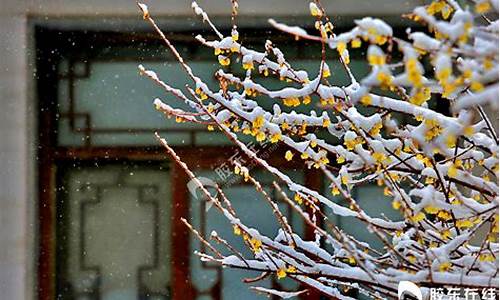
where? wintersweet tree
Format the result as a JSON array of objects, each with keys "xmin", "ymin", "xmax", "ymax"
[{"xmin": 136, "ymin": 0, "xmax": 498, "ymax": 298}]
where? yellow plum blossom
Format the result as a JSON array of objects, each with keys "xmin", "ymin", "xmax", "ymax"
[
  {"xmin": 242, "ymin": 61, "xmax": 254, "ymax": 70},
  {"xmin": 424, "ymin": 205, "xmax": 439, "ymax": 214},
  {"xmin": 351, "ymin": 38, "xmax": 362, "ymax": 48},
  {"xmin": 438, "ymin": 261, "xmax": 452, "ymax": 272},
  {"xmin": 360, "ymin": 94, "xmax": 372, "ymax": 106},
  {"xmin": 411, "ymin": 212, "xmax": 425, "ymax": 222},
  {"xmin": 270, "ymin": 133, "xmax": 282, "ymax": 143},
  {"xmin": 441, "ymin": 229, "xmax": 451, "ymax": 239},
  {"xmin": 438, "ymin": 210, "xmax": 452, "ymax": 221},
  {"xmin": 250, "ymin": 237, "xmax": 262, "ymax": 253},
  {"xmin": 392, "ymin": 200, "xmax": 402, "ymax": 210},
  {"xmin": 331, "ymin": 186, "xmax": 340, "ymax": 196},
  {"xmin": 294, "ymin": 193, "xmax": 303, "ymax": 205},
  {"xmin": 369, "ymin": 122, "xmax": 383, "ymax": 136},
  {"xmin": 372, "ymin": 152, "xmax": 386, "ymax": 163},
  {"xmin": 303, "ymin": 95, "xmax": 312, "ymax": 105},
  {"xmin": 456, "ymin": 219, "xmax": 474, "ymax": 229},
  {"xmin": 276, "ymin": 268, "xmax": 287, "ymax": 279},
  {"xmin": 256, "ymin": 131, "xmax": 266, "ymax": 142},
  {"xmin": 252, "ymin": 115, "xmax": 264, "ymax": 128},
  {"xmin": 368, "ymin": 54, "xmax": 385, "ymax": 65},
  {"xmin": 233, "ymin": 225, "xmax": 241, "ymax": 236},
  {"xmin": 406, "ymin": 58, "xmax": 423, "ymax": 87},
  {"xmin": 309, "ymin": 2, "xmax": 322, "ymax": 17},
  {"xmin": 424, "ymin": 119, "xmax": 443, "ymax": 141},
  {"xmin": 376, "ymin": 71, "xmax": 392, "ymax": 87},
  {"xmin": 475, "ymin": 1, "xmax": 491, "ymax": 13},
  {"xmin": 218, "ymin": 55, "xmax": 230, "ymax": 66}
]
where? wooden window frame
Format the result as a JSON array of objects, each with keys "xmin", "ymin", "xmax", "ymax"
[{"xmin": 35, "ymin": 27, "xmax": 322, "ymax": 300}]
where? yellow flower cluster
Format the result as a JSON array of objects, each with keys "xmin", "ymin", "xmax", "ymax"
[
  {"xmin": 411, "ymin": 212, "xmax": 425, "ymax": 222},
  {"xmin": 371, "ymin": 152, "xmax": 387, "ymax": 163},
  {"xmin": 249, "ymin": 237, "xmax": 262, "ymax": 253},
  {"xmin": 280, "ymin": 121, "xmax": 289, "ymax": 132},
  {"xmin": 255, "ymin": 131, "xmax": 266, "ymax": 142},
  {"xmin": 470, "ymin": 81, "xmax": 485, "ymax": 92},
  {"xmin": 475, "ymin": 1, "xmax": 491, "ymax": 13},
  {"xmin": 438, "ymin": 210, "xmax": 452, "ymax": 221},
  {"xmin": 231, "ymin": 29, "xmax": 239, "ymax": 42},
  {"xmin": 245, "ymin": 115, "xmax": 272, "ymax": 142},
  {"xmin": 331, "ymin": 186, "xmax": 340, "ymax": 196},
  {"xmin": 344, "ymin": 135, "xmax": 364, "ymax": 150},
  {"xmin": 309, "ymin": 2, "xmax": 322, "ymax": 17},
  {"xmin": 369, "ymin": 122, "xmax": 383, "ymax": 136},
  {"xmin": 424, "ymin": 119, "xmax": 443, "ymax": 141},
  {"xmin": 298, "ymin": 122, "xmax": 308, "ymax": 136},
  {"xmin": 313, "ymin": 155, "xmax": 330, "ymax": 169},
  {"xmin": 426, "ymin": 0, "xmax": 453, "ymax": 19},
  {"xmin": 233, "ymin": 224, "xmax": 241, "ymax": 235},
  {"xmin": 441, "ymin": 229, "xmax": 452, "ymax": 239},
  {"xmin": 436, "ymin": 67, "xmax": 451, "ymax": 84},
  {"xmin": 276, "ymin": 265, "xmax": 297, "ymax": 279},
  {"xmin": 276, "ymin": 268, "xmax": 286, "ymax": 279},
  {"xmin": 423, "ymin": 205, "xmax": 439, "ymax": 214},
  {"xmin": 218, "ymin": 55, "xmax": 230, "ymax": 66},
  {"xmin": 252, "ymin": 115, "xmax": 264, "ymax": 128},
  {"xmin": 336, "ymin": 42, "xmax": 350, "ymax": 64},
  {"xmin": 438, "ymin": 261, "xmax": 452, "ymax": 272},
  {"xmin": 360, "ymin": 94, "xmax": 372, "ymax": 106},
  {"xmin": 367, "ymin": 28, "xmax": 389, "ymax": 45},
  {"xmin": 245, "ymin": 88, "xmax": 258, "ymax": 97},
  {"xmin": 294, "ymin": 193, "xmax": 303, "ymax": 205},
  {"xmin": 392, "ymin": 200, "xmax": 401, "ymax": 210},
  {"xmin": 283, "ymin": 97, "xmax": 301, "ymax": 107},
  {"xmin": 445, "ymin": 134, "xmax": 457, "ymax": 148},
  {"xmin": 406, "ymin": 58, "xmax": 423, "ymax": 87},
  {"xmin": 351, "ymin": 38, "xmax": 362, "ymax": 48},
  {"xmin": 195, "ymin": 87, "xmax": 208, "ymax": 100},
  {"xmin": 456, "ymin": 218, "xmax": 474, "ymax": 229},
  {"xmin": 368, "ymin": 53, "xmax": 385, "ymax": 66},
  {"xmin": 322, "ymin": 65, "xmax": 331, "ymax": 78},
  {"xmin": 236, "ymin": 229, "xmax": 263, "ymax": 254},
  {"xmin": 376, "ymin": 71, "xmax": 392, "ymax": 88},
  {"xmin": 320, "ymin": 97, "xmax": 336, "ymax": 106},
  {"xmin": 479, "ymin": 253, "xmax": 495, "ymax": 262},
  {"xmin": 242, "ymin": 61, "xmax": 254, "ymax": 71},
  {"xmin": 261, "ymin": 68, "xmax": 269, "ymax": 77},
  {"xmin": 490, "ymin": 215, "xmax": 499, "ymax": 242},
  {"xmin": 302, "ymin": 95, "xmax": 311, "ymax": 105},
  {"xmin": 447, "ymin": 160, "xmax": 462, "ymax": 178},
  {"xmin": 435, "ymin": 66, "xmax": 458, "ymax": 98},
  {"xmin": 270, "ymin": 133, "xmax": 282, "ymax": 143},
  {"xmin": 410, "ymin": 87, "xmax": 431, "ymax": 106}
]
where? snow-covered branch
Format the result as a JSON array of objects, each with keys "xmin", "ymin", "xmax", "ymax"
[{"xmin": 137, "ymin": 0, "xmax": 499, "ymax": 298}]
